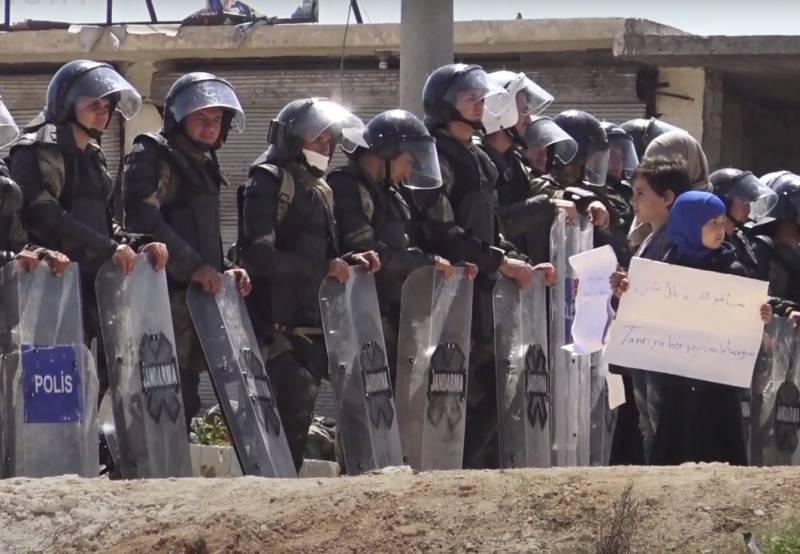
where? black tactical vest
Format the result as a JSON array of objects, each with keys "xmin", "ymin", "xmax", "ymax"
[{"xmin": 434, "ymin": 131, "xmax": 500, "ymax": 245}]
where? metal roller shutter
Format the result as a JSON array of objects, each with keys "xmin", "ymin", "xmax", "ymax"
[
  {"xmin": 494, "ymin": 65, "xmax": 646, "ymax": 123},
  {"xmin": 0, "ymin": 73, "xmax": 123, "ymax": 178}
]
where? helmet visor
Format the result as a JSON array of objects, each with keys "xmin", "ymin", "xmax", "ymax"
[
  {"xmin": 444, "ymin": 69, "xmax": 508, "ymax": 120},
  {"xmin": 293, "ymin": 100, "xmax": 367, "ymax": 154},
  {"xmin": 397, "ymin": 138, "xmax": 442, "ymax": 190},
  {"xmin": 584, "ymin": 146, "xmax": 611, "ymax": 187},
  {"xmin": 510, "ymin": 75, "xmax": 554, "ymax": 118},
  {"xmin": 170, "ymin": 80, "xmax": 246, "ymax": 132},
  {"xmin": 608, "ymin": 136, "xmax": 639, "ymax": 181},
  {"xmin": 524, "ymin": 116, "xmax": 578, "ymax": 166},
  {"xmin": 65, "ymin": 66, "xmax": 142, "ymax": 120},
  {"xmin": 0, "ymin": 100, "xmax": 19, "ymax": 149},
  {"xmin": 737, "ymin": 173, "xmax": 778, "ymax": 220}
]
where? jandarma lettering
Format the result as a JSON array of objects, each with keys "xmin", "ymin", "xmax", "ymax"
[
  {"xmin": 777, "ymin": 406, "xmax": 800, "ymax": 425},
  {"xmin": 141, "ymin": 363, "xmax": 179, "ymax": 390},
  {"xmin": 364, "ymin": 370, "xmax": 390, "ymax": 394},
  {"xmin": 526, "ymin": 374, "xmax": 548, "ymax": 395},
  {"xmin": 430, "ymin": 372, "xmax": 464, "ymax": 393},
  {"xmin": 619, "ymin": 326, "xmax": 757, "ymax": 360}
]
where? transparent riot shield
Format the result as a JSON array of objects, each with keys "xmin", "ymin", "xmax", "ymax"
[
  {"xmin": 96, "ymin": 256, "xmax": 192, "ymax": 478},
  {"xmin": 319, "ymin": 267, "xmax": 403, "ymax": 475},
  {"xmin": 0, "ymin": 263, "xmax": 98, "ymax": 477},
  {"xmin": 493, "ymin": 274, "xmax": 550, "ymax": 468},
  {"xmin": 549, "ymin": 212, "xmax": 594, "ymax": 466},
  {"xmin": 395, "ymin": 266, "xmax": 474, "ymax": 471},
  {"xmin": 187, "ymin": 275, "xmax": 296, "ymax": 478},
  {"xmin": 752, "ymin": 317, "xmax": 800, "ymax": 466},
  {"xmin": 589, "ymin": 351, "xmax": 616, "ymax": 466}
]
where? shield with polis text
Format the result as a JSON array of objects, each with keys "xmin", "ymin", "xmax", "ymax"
[{"xmin": 0, "ymin": 262, "xmax": 98, "ymax": 478}]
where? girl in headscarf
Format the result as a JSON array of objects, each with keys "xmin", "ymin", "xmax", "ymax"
[
  {"xmin": 618, "ymin": 191, "xmax": 772, "ymax": 466},
  {"xmin": 628, "ymin": 129, "xmax": 711, "ymax": 249}
]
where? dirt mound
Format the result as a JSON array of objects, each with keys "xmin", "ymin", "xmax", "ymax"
[{"xmin": 1, "ymin": 464, "xmax": 796, "ymax": 553}]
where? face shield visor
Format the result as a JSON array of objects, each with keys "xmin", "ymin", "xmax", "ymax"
[
  {"xmin": 394, "ymin": 138, "xmax": 442, "ymax": 190},
  {"xmin": 293, "ymin": 100, "xmax": 367, "ymax": 155},
  {"xmin": 735, "ymin": 172, "xmax": 779, "ymax": 221},
  {"xmin": 509, "ymin": 74, "xmax": 554, "ymax": 120},
  {"xmin": 607, "ymin": 136, "xmax": 639, "ymax": 181},
  {"xmin": 0, "ymin": 100, "xmax": 19, "ymax": 149},
  {"xmin": 445, "ymin": 69, "xmax": 508, "ymax": 125},
  {"xmin": 584, "ymin": 145, "xmax": 611, "ymax": 187},
  {"xmin": 170, "ymin": 79, "xmax": 246, "ymax": 132},
  {"xmin": 524, "ymin": 116, "xmax": 579, "ymax": 168},
  {"xmin": 65, "ymin": 66, "xmax": 142, "ymax": 121}
]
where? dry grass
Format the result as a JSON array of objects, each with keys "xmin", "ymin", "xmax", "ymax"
[{"xmin": 594, "ymin": 483, "xmax": 642, "ymax": 554}]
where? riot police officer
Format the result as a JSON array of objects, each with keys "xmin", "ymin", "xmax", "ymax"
[
  {"xmin": 757, "ymin": 171, "xmax": 800, "ymax": 313},
  {"xmin": 9, "ymin": 60, "xmax": 166, "ymax": 397},
  {"xmin": 0, "ymin": 96, "xmax": 69, "ymax": 273},
  {"xmin": 422, "ymin": 63, "xmax": 555, "ymax": 468},
  {"xmin": 528, "ymin": 110, "xmax": 611, "ymax": 236},
  {"xmin": 122, "ymin": 72, "xmax": 250, "ymax": 425},
  {"xmin": 620, "ymin": 117, "xmax": 679, "ymax": 160},
  {"xmin": 481, "ymin": 71, "xmax": 576, "ymax": 263},
  {"xmin": 709, "ymin": 169, "xmax": 777, "ymax": 281},
  {"xmin": 597, "ymin": 122, "xmax": 638, "ymax": 267},
  {"xmin": 327, "ymin": 109, "xmax": 463, "ymax": 377},
  {"xmin": 522, "ymin": 115, "xmax": 578, "ymax": 180},
  {"xmin": 234, "ymin": 97, "xmax": 379, "ymax": 471}
]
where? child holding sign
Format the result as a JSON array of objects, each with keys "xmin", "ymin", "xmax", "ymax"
[
  {"xmin": 616, "ymin": 190, "xmax": 771, "ymax": 466},
  {"xmin": 610, "ymin": 156, "xmax": 691, "ymax": 463}
]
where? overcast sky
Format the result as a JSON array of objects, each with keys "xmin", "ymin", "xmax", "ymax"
[{"xmin": 4, "ymin": 0, "xmax": 798, "ymax": 36}]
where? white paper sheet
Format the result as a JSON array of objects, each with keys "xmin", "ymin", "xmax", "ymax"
[
  {"xmin": 563, "ymin": 245, "xmax": 618, "ymax": 355},
  {"xmin": 605, "ymin": 257, "xmax": 769, "ymax": 388}
]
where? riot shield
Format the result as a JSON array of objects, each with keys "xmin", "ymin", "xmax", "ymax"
[
  {"xmin": 0, "ymin": 262, "xmax": 98, "ymax": 477},
  {"xmin": 319, "ymin": 267, "xmax": 403, "ymax": 474},
  {"xmin": 752, "ymin": 317, "xmax": 800, "ymax": 466},
  {"xmin": 493, "ymin": 274, "xmax": 550, "ymax": 468},
  {"xmin": 589, "ymin": 351, "xmax": 616, "ymax": 466},
  {"xmin": 187, "ymin": 275, "xmax": 295, "ymax": 478},
  {"xmin": 548, "ymin": 212, "xmax": 594, "ymax": 466},
  {"xmin": 96, "ymin": 256, "xmax": 192, "ymax": 478},
  {"xmin": 395, "ymin": 266, "xmax": 474, "ymax": 471}
]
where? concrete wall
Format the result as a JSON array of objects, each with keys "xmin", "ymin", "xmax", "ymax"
[{"xmin": 655, "ymin": 67, "xmax": 705, "ymax": 142}]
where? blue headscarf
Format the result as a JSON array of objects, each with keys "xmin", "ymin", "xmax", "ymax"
[{"xmin": 668, "ymin": 191, "xmax": 726, "ymax": 262}]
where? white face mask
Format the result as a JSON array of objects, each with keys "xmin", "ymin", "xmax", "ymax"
[{"xmin": 302, "ymin": 148, "xmax": 330, "ymax": 173}]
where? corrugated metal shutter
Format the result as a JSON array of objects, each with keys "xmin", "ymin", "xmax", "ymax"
[
  {"xmin": 154, "ymin": 63, "xmax": 643, "ymax": 417},
  {"xmin": 501, "ymin": 65, "xmax": 646, "ymax": 124},
  {"xmin": 0, "ymin": 73, "xmax": 123, "ymax": 178}
]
